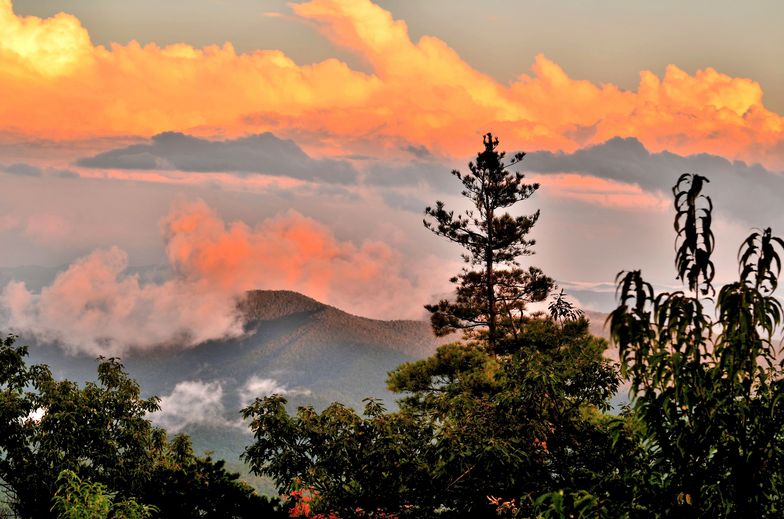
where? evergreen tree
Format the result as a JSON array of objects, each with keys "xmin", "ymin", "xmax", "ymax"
[{"xmin": 424, "ymin": 133, "xmax": 553, "ymax": 352}]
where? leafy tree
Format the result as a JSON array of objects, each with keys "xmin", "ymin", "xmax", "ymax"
[
  {"xmin": 609, "ymin": 173, "xmax": 784, "ymax": 516},
  {"xmin": 391, "ymin": 317, "xmax": 630, "ymax": 517},
  {"xmin": 0, "ymin": 338, "xmax": 161, "ymax": 518},
  {"xmin": 242, "ymin": 396, "xmax": 438, "ymax": 517},
  {"xmin": 423, "ymin": 133, "xmax": 553, "ymax": 352},
  {"xmin": 142, "ymin": 433, "xmax": 284, "ymax": 518},
  {"xmin": 0, "ymin": 335, "xmax": 283, "ymax": 518},
  {"xmin": 242, "ymin": 318, "xmax": 629, "ymax": 518}
]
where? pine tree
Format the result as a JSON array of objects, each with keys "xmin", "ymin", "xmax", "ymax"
[{"xmin": 424, "ymin": 133, "xmax": 553, "ymax": 352}]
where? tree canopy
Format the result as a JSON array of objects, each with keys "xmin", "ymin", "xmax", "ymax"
[
  {"xmin": 609, "ymin": 173, "xmax": 784, "ymax": 516},
  {"xmin": 0, "ymin": 336, "xmax": 284, "ymax": 518}
]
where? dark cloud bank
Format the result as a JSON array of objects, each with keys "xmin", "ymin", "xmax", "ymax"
[
  {"xmin": 1, "ymin": 163, "xmax": 78, "ymax": 179},
  {"xmin": 366, "ymin": 137, "xmax": 784, "ymax": 226},
  {"xmin": 76, "ymin": 132, "xmax": 358, "ymax": 184},
  {"xmin": 524, "ymin": 137, "xmax": 784, "ymax": 227},
  {"xmin": 76, "ymin": 132, "xmax": 783, "ymax": 227}
]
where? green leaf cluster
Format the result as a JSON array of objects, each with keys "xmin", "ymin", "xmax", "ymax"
[
  {"xmin": 609, "ymin": 173, "xmax": 784, "ymax": 516},
  {"xmin": 242, "ymin": 317, "xmax": 629, "ymax": 517}
]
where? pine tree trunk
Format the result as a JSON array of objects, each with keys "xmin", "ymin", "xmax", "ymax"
[
  {"xmin": 486, "ymin": 205, "xmax": 496, "ymax": 351},
  {"xmin": 486, "ymin": 249, "xmax": 495, "ymax": 351}
]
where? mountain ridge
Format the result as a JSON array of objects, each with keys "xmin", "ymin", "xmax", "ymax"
[
  {"xmin": 238, "ymin": 289, "xmax": 442, "ymax": 359},
  {"xmin": 21, "ymin": 289, "xmax": 446, "ymax": 410}
]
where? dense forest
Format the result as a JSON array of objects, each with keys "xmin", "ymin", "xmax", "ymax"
[{"xmin": 3, "ymin": 134, "xmax": 783, "ymax": 517}]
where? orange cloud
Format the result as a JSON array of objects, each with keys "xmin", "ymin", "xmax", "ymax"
[
  {"xmin": 0, "ymin": 0, "xmax": 781, "ymax": 168},
  {"xmin": 74, "ymin": 167, "xmax": 307, "ymax": 191},
  {"xmin": 162, "ymin": 200, "xmax": 433, "ymax": 316},
  {"xmin": 1, "ymin": 200, "xmax": 442, "ymax": 355}
]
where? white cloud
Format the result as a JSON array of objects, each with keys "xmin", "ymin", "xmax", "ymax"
[
  {"xmin": 150, "ymin": 380, "xmax": 233, "ymax": 433},
  {"xmin": 238, "ymin": 375, "xmax": 311, "ymax": 407}
]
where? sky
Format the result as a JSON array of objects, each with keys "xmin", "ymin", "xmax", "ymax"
[{"xmin": 1, "ymin": 0, "xmax": 783, "ymax": 356}]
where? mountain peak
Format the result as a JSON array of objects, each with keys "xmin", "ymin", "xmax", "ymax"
[
  {"xmin": 236, "ymin": 289, "xmax": 443, "ymax": 359},
  {"xmin": 238, "ymin": 289, "xmax": 328, "ymax": 322}
]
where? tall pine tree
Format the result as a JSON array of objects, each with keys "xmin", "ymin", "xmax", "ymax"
[{"xmin": 424, "ymin": 133, "xmax": 553, "ymax": 353}]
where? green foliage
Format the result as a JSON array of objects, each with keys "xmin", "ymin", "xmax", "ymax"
[
  {"xmin": 243, "ymin": 318, "xmax": 629, "ymax": 517},
  {"xmin": 0, "ymin": 340, "xmax": 162, "ymax": 518},
  {"xmin": 52, "ymin": 470, "xmax": 112, "ymax": 519},
  {"xmin": 242, "ymin": 396, "xmax": 437, "ymax": 516},
  {"xmin": 392, "ymin": 318, "xmax": 630, "ymax": 517},
  {"xmin": 424, "ymin": 133, "xmax": 553, "ymax": 352},
  {"xmin": 0, "ymin": 336, "xmax": 283, "ymax": 518},
  {"xmin": 52, "ymin": 469, "xmax": 155, "ymax": 519},
  {"xmin": 144, "ymin": 433, "xmax": 284, "ymax": 518},
  {"xmin": 609, "ymin": 173, "xmax": 784, "ymax": 516}
]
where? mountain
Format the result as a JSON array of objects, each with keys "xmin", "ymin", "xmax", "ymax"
[
  {"xmin": 128, "ymin": 290, "xmax": 445, "ymax": 413},
  {"xmin": 19, "ymin": 289, "xmax": 447, "ymax": 469},
  {"xmin": 238, "ymin": 289, "xmax": 442, "ymax": 359}
]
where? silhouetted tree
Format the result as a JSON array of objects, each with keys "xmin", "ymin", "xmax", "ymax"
[
  {"xmin": 424, "ymin": 133, "xmax": 553, "ymax": 352},
  {"xmin": 609, "ymin": 173, "xmax": 784, "ymax": 516}
]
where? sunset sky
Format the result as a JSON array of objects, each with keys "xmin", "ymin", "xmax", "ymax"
[{"xmin": 1, "ymin": 0, "xmax": 783, "ymax": 355}]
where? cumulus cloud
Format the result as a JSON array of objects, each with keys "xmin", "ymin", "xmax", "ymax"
[
  {"xmin": 0, "ymin": 200, "xmax": 441, "ymax": 355},
  {"xmin": 150, "ymin": 380, "xmax": 232, "ymax": 433},
  {"xmin": 0, "ymin": 0, "xmax": 781, "ymax": 167},
  {"xmin": 150, "ymin": 375, "xmax": 310, "ymax": 433},
  {"xmin": 161, "ymin": 199, "xmax": 437, "ymax": 319},
  {"xmin": 76, "ymin": 132, "xmax": 357, "ymax": 184},
  {"xmin": 0, "ymin": 246, "xmax": 244, "ymax": 356}
]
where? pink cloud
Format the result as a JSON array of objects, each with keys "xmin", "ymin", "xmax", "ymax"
[
  {"xmin": 1, "ymin": 200, "xmax": 444, "ymax": 355},
  {"xmin": 529, "ymin": 173, "xmax": 670, "ymax": 211}
]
